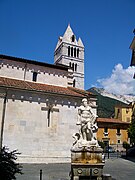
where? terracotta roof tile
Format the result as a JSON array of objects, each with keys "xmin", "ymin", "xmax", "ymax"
[
  {"xmin": 0, "ymin": 76, "xmax": 85, "ymax": 97},
  {"xmin": 68, "ymin": 86, "xmax": 95, "ymax": 96},
  {"xmin": 115, "ymin": 104, "xmax": 132, "ymax": 108},
  {"xmin": 97, "ymin": 118, "xmax": 130, "ymax": 124}
]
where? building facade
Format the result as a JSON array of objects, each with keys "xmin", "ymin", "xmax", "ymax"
[{"xmin": 97, "ymin": 118, "xmax": 130, "ymax": 151}]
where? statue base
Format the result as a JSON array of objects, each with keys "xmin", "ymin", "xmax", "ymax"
[{"xmin": 70, "ymin": 146, "xmax": 105, "ymax": 180}]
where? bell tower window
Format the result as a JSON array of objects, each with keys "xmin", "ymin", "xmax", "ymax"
[
  {"xmin": 73, "ymin": 79, "xmax": 76, "ymax": 87},
  {"xmin": 68, "ymin": 46, "xmax": 70, "ymax": 56},
  {"xmin": 77, "ymin": 48, "xmax": 79, "ymax": 58},
  {"xmin": 71, "ymin": 35, "xmax": 75, "ymax": 42},
  {"xmin": 74, "ymin": 48, "xmax": 76, "ymax": 57},
  {"xmin": 72, "ymin": 63, "xmax": 74, "ymax": 71},
  {"xmin": 71, "ymin": 47, "xmax": 73, "ymax": 57},
  {"xmin": 75, "ymin": 64, "xmax": 77, "ymax": 71}
]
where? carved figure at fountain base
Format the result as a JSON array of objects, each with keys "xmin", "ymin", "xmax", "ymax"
[
  {"xmin": 71, "ymin": 132, "xmax": 99, "ymax": 152},
  {"xmin": 70, "ymin": 146, "xmax": 105, "ymax": 180}
]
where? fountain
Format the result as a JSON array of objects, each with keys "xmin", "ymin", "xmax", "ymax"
[{"xmin": 70, "ymin": 98, "xmax": 105, "ymax": 180}]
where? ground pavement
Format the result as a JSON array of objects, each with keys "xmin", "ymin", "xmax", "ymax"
[{"xmin": 16, "ymin": 156, "xmax": 135, "ymax": 180}]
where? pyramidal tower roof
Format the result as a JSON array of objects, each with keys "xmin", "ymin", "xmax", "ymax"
[
  {"xmin": 55, "ymin": 24, "xmax": 84, "ymax": 50},
  {"xmin": 78, "ymin": 37, "xmax": 84, "ymax": 47},
  {"xmin": 62, "ymin": 24, "xmax": 77, "ymax": 44}
]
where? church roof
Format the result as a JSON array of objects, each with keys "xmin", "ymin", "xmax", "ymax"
[
  {"xmin": 68, "ymin": 86, "xmax": 95, "ymax": 97},
  {"xmin": 0, "ymin": 76, "xmax": 86, "ymax": 98},
  {"xmin": 0, "ymin": 54, "xmax": 68, "ymax": 71}
]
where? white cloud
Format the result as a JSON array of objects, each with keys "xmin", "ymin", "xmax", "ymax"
[{"xmin": 97, "ymin": 64, "xmax": 135, "ymax": 95}]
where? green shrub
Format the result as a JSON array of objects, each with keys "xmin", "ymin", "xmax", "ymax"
[
  {"xmin": 0, "ymin": 146, "xmax": 22, "ymax": 180},
  {"xmin": 98, "ymin": 141, "xmax": 106, "ymax": 149},
  {"xmin": 123, "ymin": 141, "xmax": 130, "ymax": 150}
]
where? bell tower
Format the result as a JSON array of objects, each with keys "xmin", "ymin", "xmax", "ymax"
[{"xmin": 54, "ymin": 25, "xmax": 84, "ymax": 89}]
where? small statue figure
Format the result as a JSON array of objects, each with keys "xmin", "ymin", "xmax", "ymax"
[{"xmin": 75, "ymin": 98, "xmax": 98, "ymax": 147}]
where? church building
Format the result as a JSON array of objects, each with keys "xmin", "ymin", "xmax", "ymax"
[{"xmin": 0, "ymin": 25, "xmax": 97, "ymax": 163}]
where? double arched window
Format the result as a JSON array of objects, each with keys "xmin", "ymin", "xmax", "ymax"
[{"xmin": 69, "ymin": 62, "xmax": 77, "ymax": 72}]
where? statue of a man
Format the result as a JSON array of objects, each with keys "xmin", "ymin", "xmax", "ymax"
[{"xmin": 77, "ymin": 98, "xmax": 98, "ymax": 142}]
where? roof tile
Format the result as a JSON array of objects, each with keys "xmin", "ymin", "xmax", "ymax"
[
  {"xmin": 0, "ymin": 76, "xmax": 85, "ymax": 97},
  {"xmin": 97, "ymin": 118, "xmax": 130, "ymax": 124}
]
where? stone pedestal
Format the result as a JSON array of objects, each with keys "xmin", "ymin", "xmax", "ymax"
[{"xmin": 70, "ymin": 147, "xmax": 105, "ymax": 180}]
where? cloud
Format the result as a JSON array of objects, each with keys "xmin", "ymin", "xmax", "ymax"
[{"xmin": 97, "ymin": 64, "xmax": 135, "ymax": 95}]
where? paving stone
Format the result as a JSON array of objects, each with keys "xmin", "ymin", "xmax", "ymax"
[{"xmin": 16, "ymin": 157, "xmax": 135, "ymax": 180}]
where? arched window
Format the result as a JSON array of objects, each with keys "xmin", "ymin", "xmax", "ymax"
[
  {"xmin": 73, "ymin": 79, "xmax": 76, "ymax": 87},
  {"xmin": 74, "ymin": 48, "xmax": 76, "ymax": 57},
  {"xmin": 47, "ymin": 108, "xmax": 51, "ymax": 127},
  {"xmin": 71, "ymin": 35, "xmax": 75, "ymax": 42},
  {"xmin": 33, "ymin": 72, "xmax": 37, "ymax": 82},
  {"xmin": 72, "ymin": 63, "xmax": 74, "ymax": 71},
  {"xmin": 75, "ymin": 64, "xmax": 77, "ymax": 71},
  {"xmin": 77, "ymin": 48, "xmax": 79, "ymax": 58},
  {"xmin": 68, "ymin": 46, "xmax": 70, "ymax": 56},
  {"xmin": 71, "ymin": 47, "xmax": 73, "ymax": 57}
]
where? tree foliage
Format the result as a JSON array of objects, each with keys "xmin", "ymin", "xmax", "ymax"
[
  {"xmin": 98, "ymin": 141, "xmax": 106, "ymax": 149},
  {"xmin": 128, "ymin": 106, "xmax": 135, "ymax": 146},
  {"xmin": 0, "ymin": 146, "xmax": 22, "ymax": 180},
  {"xmin": 128, "ymin": 119, "xmax": 135, "ymax": 145},
  {"xmin": 123, "ymin": 141, "xmax": 130, "ymax": 149}
]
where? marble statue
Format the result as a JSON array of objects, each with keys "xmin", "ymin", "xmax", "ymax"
[{"xmin": 72, "ymin": 98, "xmax": 98, "ymax": 149}]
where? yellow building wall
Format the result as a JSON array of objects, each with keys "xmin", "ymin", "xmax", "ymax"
[
  {"xmin": 114, "ymin": 107, "xmax": 132, "ymax": 122},
  {"xmin": 97, "ymin": 127, "xmax": 128, "ymax": 146},
  {"xmin": 114, "ymin": 107, "xmax": 122, "ymax": 119},
  {"xmin": 121, "ymin": 108, "xmax": 132, "ymax": 122}
]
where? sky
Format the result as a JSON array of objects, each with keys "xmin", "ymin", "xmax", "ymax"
[{"xmin": 0, "ymin": 0, "xmax": 135, "ymax": 95}]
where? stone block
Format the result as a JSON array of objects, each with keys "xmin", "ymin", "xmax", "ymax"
[
  {"xmin": 103, "ymin": 174, "xmax": 112, "ymax": 180},
  {"xmin": 71, "ymin": 148, "xmax": 103, "ymax": 164}
]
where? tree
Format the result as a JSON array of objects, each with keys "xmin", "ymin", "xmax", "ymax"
[
  {"xmin": 128, "ymin": 108, "xmax": 135, "ymax": 146},
  {"xmin": 0, "ymin": 146, "xmax": 22, "ymax": 180},
  {"xmin": 98, "ymin": 140, "xmax": 106, "ymax": 149},
  {"xmin": 123, "ymin": 141, "xmax": 130, "ymax": 150}
]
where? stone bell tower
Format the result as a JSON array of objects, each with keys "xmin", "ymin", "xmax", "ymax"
[{"xmin": 54, "ymin": 24, "xmax": 84, "ymax": 89}]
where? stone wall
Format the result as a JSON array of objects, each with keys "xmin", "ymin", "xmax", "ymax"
[
  {"xmin": 0, "ymin": 58, "xmax": 68, "ymax": 87},
  {"xmin": 1, "ymin": 89, "xmax": 83, "ymax": 163}
]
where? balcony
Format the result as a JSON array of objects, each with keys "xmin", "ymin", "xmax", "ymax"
[
  {"xmin": 116, "ymin": 132, "xmax": 121, "ymax": 136},
  {"xmin": 104, "ymin": 132, "xmax": 108, "ymax": 136}
]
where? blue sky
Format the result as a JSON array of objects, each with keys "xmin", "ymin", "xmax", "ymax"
[{"xmin": 0, "ymin": 0, "xmax": 135, "ymax": 94}]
